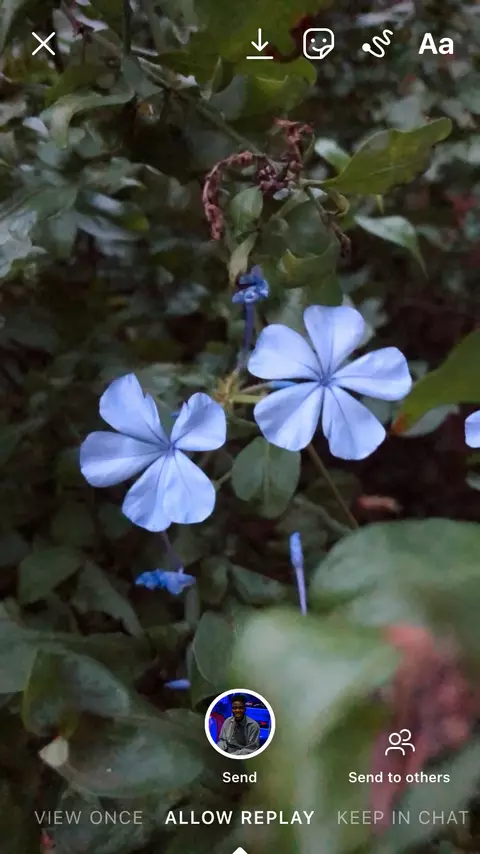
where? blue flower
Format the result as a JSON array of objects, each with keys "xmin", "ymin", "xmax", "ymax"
[
  {"xmin": 165, "ymin": 679, "xmax": 191, "ymax": 690},
  {"xmin": 248, "ymin": 305, "xmax": 412, "ymax": 460},
  {"xmin": 135, "ymin": 569, "xmax": 196, "ymax": 594},
  {"xmin": 80, "ymin": 374, "xmax": 226, "ymax": 531},
  {"xmin": 289, "ymin": 532, "xmax": 307, "ymax": 615},
  {"xmin": 232, "ymin": 265, "xmax": 269, "ymax": 305},
  {"xmin": 465, "ymin": 412, "xmax": 480, "ymax": 447}
]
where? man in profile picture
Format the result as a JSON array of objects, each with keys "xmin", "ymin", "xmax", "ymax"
[{"xmin": 217, "ymin": 694, "xmax": 260, "ymax": 756}]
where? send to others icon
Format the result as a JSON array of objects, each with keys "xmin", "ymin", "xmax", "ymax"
[{"xmin": 303, "ymin": 28, "xmax": 335, "ymax": 59}]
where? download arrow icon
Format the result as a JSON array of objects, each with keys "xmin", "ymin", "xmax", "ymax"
[
  {"xmin": 246, "ymin": 28, "xmax": 272, "ymax": 59},
  {"xmin": 251, "ymin": 28, "xmax": 268, "ymax": 51}
]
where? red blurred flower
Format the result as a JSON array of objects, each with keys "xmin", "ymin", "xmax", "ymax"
[{"xmin": 370, "ymin": 624, "xmax": 476, "ymax": 829}]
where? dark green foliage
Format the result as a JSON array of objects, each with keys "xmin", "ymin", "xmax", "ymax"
[{"xmin": 0, "ymin": 1, "xmax": 480, "ymax": 853}]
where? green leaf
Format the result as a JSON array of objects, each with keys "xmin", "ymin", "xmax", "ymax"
[
  {"xmin": 322, "ymin": 118, "xmax": 452, "ymax": 195},
  {"xmin": 41, "ymin": 83, "xmax": 134, "ymax": 149},
  {"xmin": 5, "ymin": 307, "xmax": 60, "ymax": 353},
  {"xmin": 0, "ymin": 420, "xmax": 39, "ymax": 467},
  {"xmin": 22, "ymin": 650, "xmax": 77, "ymax": 737},
  {"xmin": 50, "ymin": 501, "xmax": 95, "ymax": 548},
  {"xmin": 0, "ymin": 0, "xmax": 28, "ymax": 51},
  {"xmin": 0, "ymin": 531, "xmax": 28, "ymax": 567},
  {"xmin": 230, "ymin": 565, "xmax": 286, "ymax": 606},
  {"xmin": 229, "ymin": 186, "xmax": 263, "ymax": 234},
  {"xmin": 314, "ymin": 137, "xmax": 351, "ymax": 171},
  {"xmin": 0, "ymin": 602, "xmax": 150, "ymax": 694},
  {"xmin": 40, "ymin": 713, "xmax": 206, "ymax": 797},
  {"xmin": 228, "ymin": 233, "xmax": 256, "ymax": 284},
  {"xmin": 380, "ymin": 739, "xmax": 480, "ymax": 853},
  {"xmin": 0, "ymin": 780, "xmax": 37, "ymax": 854},
  {"xmin": 232, "ymin": 609, "xmax": 396, "ymax": 853},
  {"xmin": 280, "ymin": 243, "xmax": 337, "ymax": 286},
  {"xmin": 191, "ymin": 610, "xmax": 233, "ymax": 688},
  {"xmin": 396, "ymin": 330, "xmax": 480, "ymax": 430},
  {"xmin": 194, "ymin": 0, "xmax": 331, "ymax": 61},
  {"xmin": 23, "ymin": 647, "xmax": 145, "ymax": 730},
  {"xmin": 45, "ymin": 63, "xmax": 108, "ymax": 106},
  {"xmin": 311, "ymin": 519, "xmax": 480, "ymax": 666},
  {"xmin": 98, "ymin": 502, "xmax": 132, "ymax": 540},
  {"xmin": 18, "ymin": 546, "xmax": 83, "ymax": 605},
  {"xmin": 355, "ymin": 214, "xmax": 425, "ymax": 270},
  {"xmin": 284, "ymin": 198, "xmax": 333, "ymax": 255},
  {"xmin": 158, "ymin": 32, "xmax": 224, "ymax": 84},
  {"xmin": 232, "ymin": 437, "xmax": 301, "ymax": 518},
  {"xmin": 240, "ymin": 63, "xmax": 314, "ymax": 115},
  {"xmin": 279, "ymin": 245, "xmax": 342, "ymax": 305},
  {"xmin": 198, "ymin": 557, "xmax": 229, "ymax": 606},
  {"xmin": 72, "ymin": 562, "xmax": 144, "ymax": 638}
]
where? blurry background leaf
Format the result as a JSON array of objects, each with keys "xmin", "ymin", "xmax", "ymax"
[
  {"xmin": 396, "ymin": 331, "xmax": 480, "ymax": 429},
  {"xmin": 18, "ymin": 547, "xmax": 83, "ymax": 605}
]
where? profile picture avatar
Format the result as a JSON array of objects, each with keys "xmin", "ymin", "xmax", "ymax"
[{"xmin": 205, "ymin": 690, "xmax": 275, "ymax": 759}]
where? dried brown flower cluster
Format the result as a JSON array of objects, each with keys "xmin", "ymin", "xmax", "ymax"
[
  {"xmin": 202, "ymin": 151, "xmax": 255, "ymax": 240},
  {"xmin": 202, "ymin": 120, "xmax": 313, "ymax": 239}
]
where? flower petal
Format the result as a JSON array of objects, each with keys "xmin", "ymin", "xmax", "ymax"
[
  {"xmin": 248, "ymin": 325, "xmax": 320, "ymax": 381},
  {"xmin": 163, "ymin": 571, "xmax": 196, "ymax": 595},
  {"xmin": 135, "ymin": 570, "xmax": 167, "ymax": 590},
  {"xmin": 170, "ymin": 393, "xmax": 226, "ymax": 451},
  {"xmin": 322, "ymin": 386, "xmax": 386, "ymax": 460},
  {"xmin": 80, "ymin": 431, "xmax": 161, "ymax": 487},
  {"xmin": 163, "ymin": 450, "xmax": 217, "ymax": 524},
  {"xmin": 122, "ymin": 456, "xmax": 172, "ymax": 532},
  {"xmin": 303, "ymin": 305, "xmax": 365, "ymax": 378},
  {"xmin": 134, "ymin": 569, "xmax": 195, "ymax": 594},
  {"xmin": 253, "ymin": 382, "xmax": 323, "ymax": 451},
  {"xmin": 465, "ymin": 411, "xmax": 480, "ymax": 448},
  {"xmin": 99, "ymin": 373, "xmax": 169, "ymax": 446},
  {"xmin": 332, "ymin": 348, "xmax": 412, "ymax": 401}
]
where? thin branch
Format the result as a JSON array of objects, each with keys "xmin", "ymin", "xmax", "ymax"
[
  {"xmin": 48, "ymin": 14, "xmax": 64, "ymax": 73},
  {"xmin": 160, "ymin": 530, "xmax": 184, "ymax": 572},
  {"xmin": 306, "ymin": 444, "xmax": 358, "ymax": 530},
  {"xmin": 293, "ymin": 495, "xmax": 350, "ymax": 538},
  {"xmin": 123, "ymin": 0, "xmax": 133, "ymax": 53}
]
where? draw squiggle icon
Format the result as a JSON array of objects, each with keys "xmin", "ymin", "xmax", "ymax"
[{"xmin": 361, "ymin": 29, "xmax": 393, "ymax": 58}]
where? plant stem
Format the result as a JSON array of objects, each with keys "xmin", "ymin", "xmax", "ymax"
[
  {"xmin": 198, "ymin": 450, "xmax": 213, "ymax": 470},
  {"xmin": 137, "ymin": 0, "xmax": 264, "ymax": 156},
  {"xmin": 231, "ymin": 393, "xmax": 264, "ymax": 404},
  {"xmin": 301, "ymin": 179, "xmax": 327, "ymax": 189},
  {"xmin": 240, "ymin": 382, "xmax": 272, "ymax": 394},
  {"xmin": 236, "ymin": 303, "xmax": 255, "ymax": 371},
  {"xmin": 215, "ymin": 469, "xmax": 232, "ymax": 490},
  {"xmin": 145, "ymin": 59, "xmax": 264, "ymax": 154},
  {"xmin": 123, "ymin": 0, "xmax": 132, "ymax": 53},
  {"xmin": 161, "ymin": 530, "xmax": 184, "ymax": 572},
  {"xmin": 306, "ymin": 444, "xmax": 358, "ymax": 530},
  {"xmin": 293, "ymin": 495, "xmax": 350, "ymax": 538},
  {"xmin": 140, "ymin": 0, "xmax": 166, "ymax": 58},
  {"xmin": 305, "ymin": 186, "xmax": 329, "ymax": 227}
]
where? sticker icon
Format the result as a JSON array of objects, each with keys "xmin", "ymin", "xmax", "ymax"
[{"xmin": 303, "ymin": 28, "xmax": 335, "ymax": 60}]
